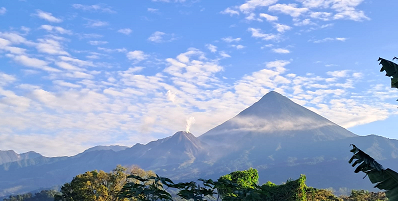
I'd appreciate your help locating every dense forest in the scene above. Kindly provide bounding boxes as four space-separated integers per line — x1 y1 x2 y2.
3 165 387 201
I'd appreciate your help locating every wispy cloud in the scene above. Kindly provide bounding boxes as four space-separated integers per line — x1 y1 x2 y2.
85 19 109 27
259 13 278 21
222 37 241 43
274 23 291 33
239 0 278 13
148 31 175 43
72 4 116 13
205 44 217 52
310 37 348 43
147 8 159 13
231 44 245 49
40 25 72 35
310 12 332 21
0 7 6 15
118 28 132 35
148 31 165 43
34 10 62 23
220 7 239 16
88 41 108 45
272 48 290 54
219 51 231 58
248 28 278 41
268 4 308 17
127 50 148 62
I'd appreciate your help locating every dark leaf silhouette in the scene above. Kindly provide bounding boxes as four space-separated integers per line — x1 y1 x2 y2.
349 144 398 201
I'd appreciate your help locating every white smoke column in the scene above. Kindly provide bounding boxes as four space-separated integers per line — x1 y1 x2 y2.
185 117 195 133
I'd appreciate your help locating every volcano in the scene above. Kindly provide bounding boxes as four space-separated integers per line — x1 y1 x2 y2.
0 91 397 197
200 91 356 145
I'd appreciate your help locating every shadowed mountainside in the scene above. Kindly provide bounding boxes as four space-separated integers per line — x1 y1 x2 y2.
0 91 397 197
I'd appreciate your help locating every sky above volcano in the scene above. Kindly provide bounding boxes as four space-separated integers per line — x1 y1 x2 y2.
0 0 397 156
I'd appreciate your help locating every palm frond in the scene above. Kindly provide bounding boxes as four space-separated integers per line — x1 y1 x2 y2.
349 144 398 201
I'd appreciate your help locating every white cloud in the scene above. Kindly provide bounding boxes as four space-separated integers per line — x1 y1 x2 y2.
205 44 217 52
239 0 278 13
0 7 6 15
40 25 72 35
272 48 290 54
148 31 165 43
166 90 176 103
334 9 369 21
266 60 290 73
222 37 241 43
0 38 26 54
0 72 16 86
335 37 347 41
35 10 62 23
11 55 60 72
297 0 330 8
127 50 148 62
231 44 245 49
274 23 291 33
220 7 239 16
248 28 278 41
85 19 109 27
88 40 108 45
219 51 231 58
98 47 127 53
245 13 259 21
320 23 333 28
55 61 84 71
147 8 159 13
36 38 69 55
118 28 132 35
293 19 314 26
0 32 31 45
59 56 94 67
268 4 308 17
53 80 81 88
13 55 47 67
327 70 349 77
298 0 369 21
310 37 347 43
259 13 278 21
310 12 331 20
72 4 116 13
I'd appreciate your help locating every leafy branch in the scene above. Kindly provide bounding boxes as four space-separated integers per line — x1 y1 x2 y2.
349 144 398 200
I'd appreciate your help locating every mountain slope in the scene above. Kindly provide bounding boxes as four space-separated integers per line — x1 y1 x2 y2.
0 150 42 165
200 91 356 145
0 91 396 197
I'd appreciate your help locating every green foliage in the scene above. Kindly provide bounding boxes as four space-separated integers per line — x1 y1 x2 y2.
3 190 60 201
119 174 172 201
378 57 398 88
348 144 398 201
259 175 307 201
55 165 132 201
337 189 388 201
216 168 259 199
15 166 388 201
305 188 341 201
171 179 216 201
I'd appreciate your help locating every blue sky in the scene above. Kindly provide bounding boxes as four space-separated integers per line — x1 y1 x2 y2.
0 0 397 156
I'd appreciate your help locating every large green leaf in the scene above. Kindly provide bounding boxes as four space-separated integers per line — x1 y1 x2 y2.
378 57 398 89
349 144 398 201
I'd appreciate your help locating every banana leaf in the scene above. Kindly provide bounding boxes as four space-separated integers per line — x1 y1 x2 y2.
349 144 398 201
378 57 398 88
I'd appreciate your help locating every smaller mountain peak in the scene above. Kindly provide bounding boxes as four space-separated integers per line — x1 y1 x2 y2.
172 131 193 138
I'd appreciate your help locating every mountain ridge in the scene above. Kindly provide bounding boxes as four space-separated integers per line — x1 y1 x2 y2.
0 91 396 197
